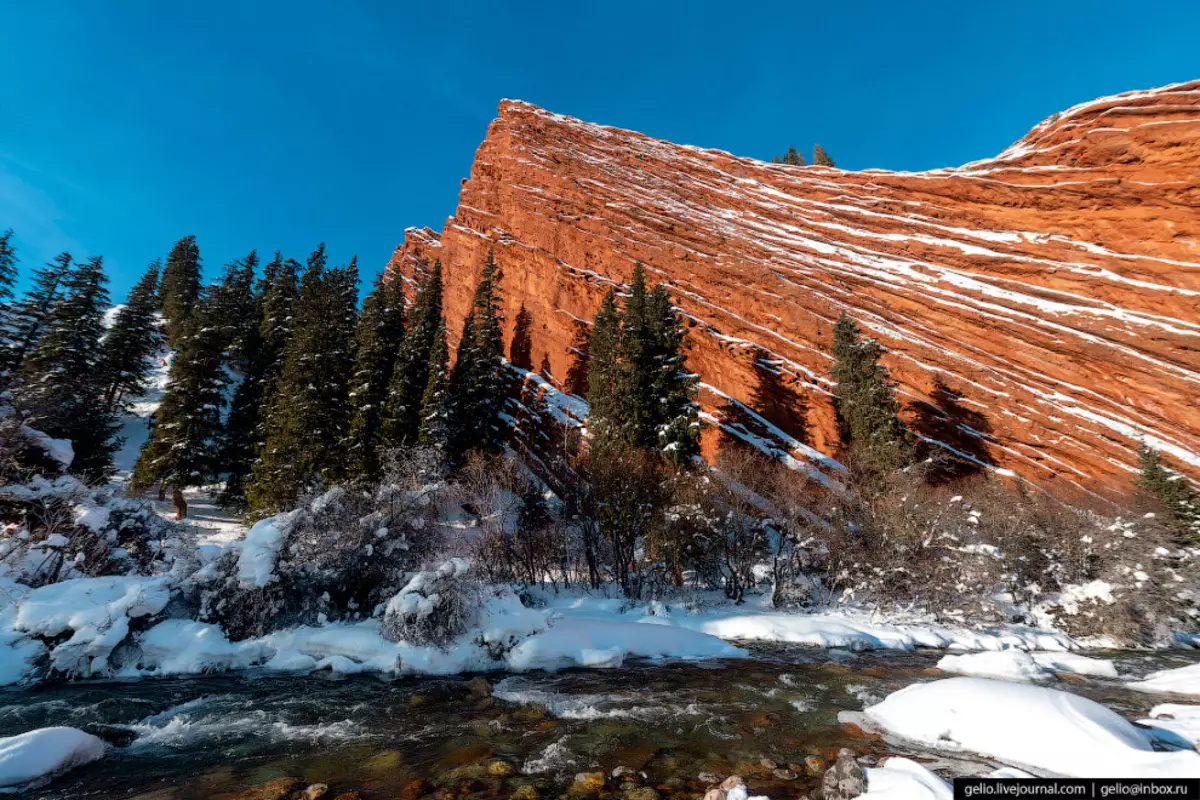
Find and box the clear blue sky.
[2,1,1197,300]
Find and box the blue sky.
[2,1,1197,300]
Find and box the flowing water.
[7,646,1200,799]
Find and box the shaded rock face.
[389,81,1200,499]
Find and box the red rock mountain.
[388,81,1200,500]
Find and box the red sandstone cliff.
[388,81,1200,500]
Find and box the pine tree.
[782,147,806,166]
[830,313,910,472]
[382,262,443,447]
[417,320,451,453]
[159,235,202,346]
[19,256,118,481]
[130,290,229,494]
[218,252,298,510]
[99,261,163,411]
[248,246,358,511]
[345,272,406,479]
[1136,444,1200,543]
[586,288,623,438]
[5,252,73,372]
[812,144,835,167]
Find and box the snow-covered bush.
[0,475,191,587]
[380,557,476,646]
[195,454,447,639]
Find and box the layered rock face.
[388,81,1200,500]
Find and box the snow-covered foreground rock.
[863,678,1200,778]
[0,727,105,789]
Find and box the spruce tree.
[382,262,443,447]
[249,246,358,511]
[586,288,623,438]
[130,290,229,494]
[812,144,835,167]
[0,229,17,324]
[19,256,118,481]
[159,235,202,346]
[782,147,806,166]
[99,261,163,411]
[213,250,259,362]
[345,272,406,480]
[0,230,19,382]
[218,252,299,510]
[646,283,700,466]
[417,320,451,453]
[5,252,73,372]
[830,313,910,472]
[258,252,300,386]
[447,249,508,459]
[1136,444,1200,543]
[586,269,698,463]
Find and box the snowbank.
[507,617,745,671]
[936,649,1118,681]
[864,678,1200,777]
[540,593,1078,653]
[0,727,105,789]
[864,758,951,800]
[937,650,1048,681]
[1140,704,1200,748]
[14,576,171,675]
[236,511,299,589]
[1129,662,1200,697]
[129,592,744,680]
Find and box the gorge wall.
[387,81,1200,501]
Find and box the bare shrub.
[800,466,1198,644]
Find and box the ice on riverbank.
[863,677,1200,777]
[0,727,105,789]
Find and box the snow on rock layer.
[0,727,105,789]
[864,677,1200,777]
[388,81,1200,497]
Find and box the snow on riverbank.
[0,727,105,790]
[861,677,1200,777]
[124,591,746,680]
[936,649,1119,681]
[1129,662,1200,697]
[535,591,1079,654]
